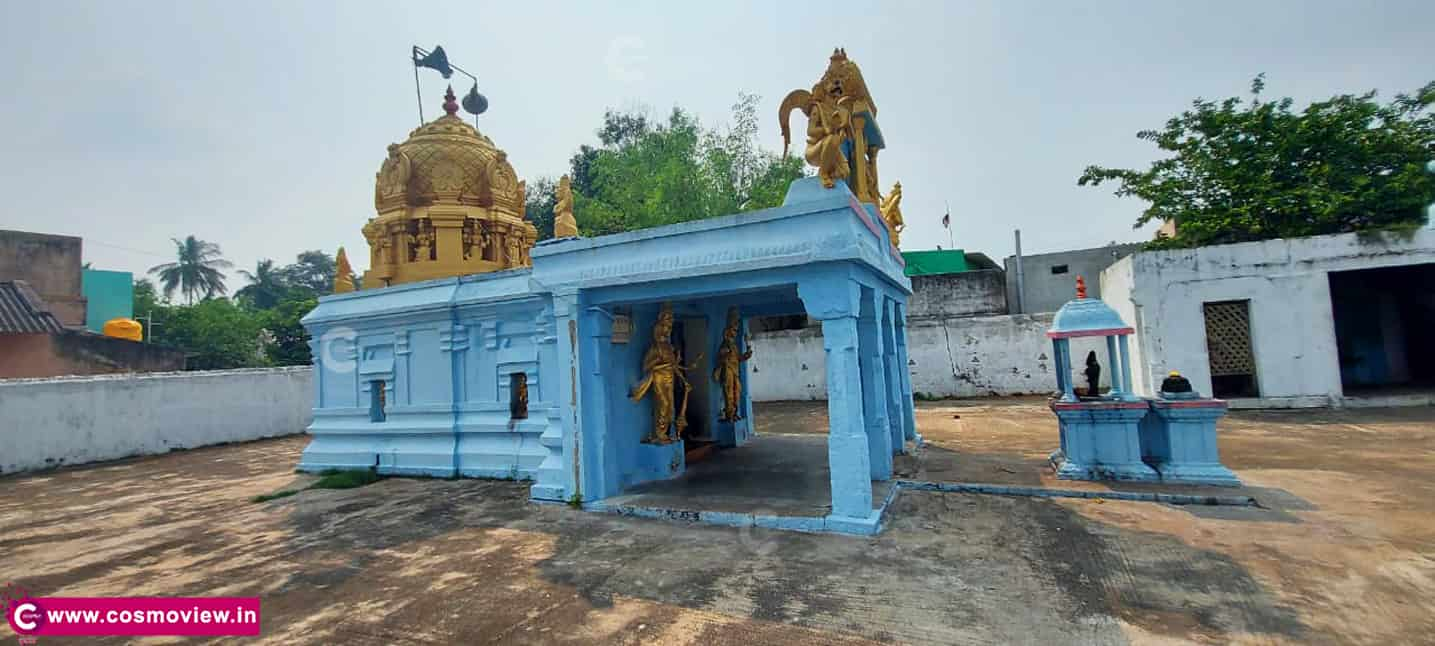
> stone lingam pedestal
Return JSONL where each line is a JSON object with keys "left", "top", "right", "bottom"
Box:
{"left": 1046, "top": 277, "right": 1159, "bottom": 482}
{"left": 1138, "top": 372, "right": 1241, "bottom": 487}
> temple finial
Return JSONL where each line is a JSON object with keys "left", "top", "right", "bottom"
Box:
{"left": 1076, "top": 276, "right": 1087, "bottom": 299}
{"left": 442, "top": 85, "right": 459, "bottom": 116}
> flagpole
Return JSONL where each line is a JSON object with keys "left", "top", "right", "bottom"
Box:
{"left": 413, "top": 47, "right": 425, "bottom": 125}
{"left": 945, "top": 200, "right": 954, "bottom": 249}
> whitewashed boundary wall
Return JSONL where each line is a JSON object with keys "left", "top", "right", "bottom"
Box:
{"left": 0, "top": 367, "right": 313, "bottom": 475}
{"left": 749, "top": 314, "right": 1109, "bottom": 401}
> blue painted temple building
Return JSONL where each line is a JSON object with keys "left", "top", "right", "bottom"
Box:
{"left": 302, "top": 177, "right": 916, "bottom": 533}
{"left": 300, "top": 49, "right": 917, "bottom": 534}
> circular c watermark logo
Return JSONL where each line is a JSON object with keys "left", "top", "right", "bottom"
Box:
{"left": 8, "top": 600, "right": 42, "bottom": 635}
{"left": 319, "top": 326, "right": 358, "bottom": 374}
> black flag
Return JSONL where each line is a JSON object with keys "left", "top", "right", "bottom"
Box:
{"left": 414, "top": 46, "right": 453, "bottom": 79}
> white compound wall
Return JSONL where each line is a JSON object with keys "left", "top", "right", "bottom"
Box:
{"left": 0, "top": 367, "right": 313, "bottom": 475}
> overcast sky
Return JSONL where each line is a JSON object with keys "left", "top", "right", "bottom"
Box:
{"left": 1, "top": 1, "right": 1431, "bottom": 288}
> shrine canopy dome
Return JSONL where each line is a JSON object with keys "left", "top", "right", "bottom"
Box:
{"left": 1047, "top": 277, "right": 1132, "bottom": 339}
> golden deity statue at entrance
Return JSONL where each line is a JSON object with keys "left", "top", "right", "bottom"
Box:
{"left": 630, "top": 303, "right": 701, "bottom": 444}
{"left": 713, "top": 307, "right": 753, "bottom": 422}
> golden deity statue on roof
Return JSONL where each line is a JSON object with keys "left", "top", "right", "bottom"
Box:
{"left": 778, "top": 48, "right": 886, "bottom": 205}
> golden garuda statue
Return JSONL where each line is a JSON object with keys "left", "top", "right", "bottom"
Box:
{"left": 779, "top": 48, "right": 886, "bottom": 205}
{"left": 712, "top": 307, "right": 753, "bottom": 422}
{"left": 333, "top": 246, "right": 356, "bottom": 294}
{"left": 630, "top": 303, "right": 702, "bottom": 444}
{"left": 879, "top": 181, "right": 905, "bottom": 247}
{"left": 553, "top": 174, "right": 579, "bottom": 238}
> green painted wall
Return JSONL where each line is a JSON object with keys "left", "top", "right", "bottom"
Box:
{"left": 82, "top": 269, "right": 133, "bottom": 333}
{"left": 901, "top": 249, "right": 968, "bottom": 276}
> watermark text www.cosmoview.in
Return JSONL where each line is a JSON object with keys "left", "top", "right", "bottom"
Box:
{"left": 6, "top": 596, "right": 260, "bottom": 638}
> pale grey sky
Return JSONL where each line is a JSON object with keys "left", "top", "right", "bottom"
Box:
{"left": 1, "top": 1, "right": 1430, "bottom": 287}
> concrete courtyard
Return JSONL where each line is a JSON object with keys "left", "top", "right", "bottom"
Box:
{"left": 2, "top": 400, "right": 1432, "bottom": 644}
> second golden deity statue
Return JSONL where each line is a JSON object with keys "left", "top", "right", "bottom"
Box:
{"left": 712, "top": 307, "right": 753, "bottom": 422}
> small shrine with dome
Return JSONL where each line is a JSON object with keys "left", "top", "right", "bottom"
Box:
{"left": 1046, "top": 277, "right": 1239, "bottom": 486}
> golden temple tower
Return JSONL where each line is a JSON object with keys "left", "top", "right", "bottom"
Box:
{"left": 361, "top": 86, "right": 538, "bottom": 288}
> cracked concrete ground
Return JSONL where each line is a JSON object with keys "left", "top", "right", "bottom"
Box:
{"left": 2, "top": 400, "right": 1433, "bottom": 644}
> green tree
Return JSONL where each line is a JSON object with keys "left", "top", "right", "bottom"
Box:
{"left": 148, "top": 236, "right": 232, "bottom": 304}
{"left": 279, "top": 250, "right": 336, "bottom": 296}
{"left": 235, "top": 259, "right": 289, "bottom": 309}
{"left": 260, "top": 294, "right": 318, "bottom": 366}
{"left": 552, "top": 93, "right": 804, "bottom": 237}
{"left": 133, "top": 278, "right": 161, "bottom": 314}
{"left": 160, "top": 298, "right": 268, "bottom": 370}
{"left": 524, "top": 176, "right": 558, "bottom": 241}
{"left": 1079, "top": 76, "right": 1435, "bottom": 249}
{"left": 132, "top": 278, "right": 163, "bottom": 342}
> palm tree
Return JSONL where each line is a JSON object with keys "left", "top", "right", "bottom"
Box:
{"left": 235, "top": 259, "right": 287, "bottom": 309}
{"left": 148, "top": 236, "right": 232, "bottom": 305}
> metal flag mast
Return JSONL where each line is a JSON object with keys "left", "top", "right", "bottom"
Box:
{"left": 411, "top": 45, "right": 488, "bottom": 127}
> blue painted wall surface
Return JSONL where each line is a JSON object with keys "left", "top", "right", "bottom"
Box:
{"left": 300, "top": 178, "right": 916, "bottom": 531}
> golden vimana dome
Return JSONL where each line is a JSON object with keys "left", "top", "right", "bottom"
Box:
{"left": 361, "top": 86, "right": 538, "bottom": 288}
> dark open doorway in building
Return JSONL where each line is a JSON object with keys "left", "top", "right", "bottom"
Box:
{"left": 1329, "top": 263, "right": 1435, "bottom": 395}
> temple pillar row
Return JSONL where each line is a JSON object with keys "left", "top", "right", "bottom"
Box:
{"left": 857, "top": 288, "right": 892, "bottom": 480}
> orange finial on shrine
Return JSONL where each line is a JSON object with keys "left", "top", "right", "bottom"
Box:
{"left": 442, "top": 85, "right": 459, "bottom": 116}
{"left": 1076, "top": 276, "right": 1088, "bottom": 299}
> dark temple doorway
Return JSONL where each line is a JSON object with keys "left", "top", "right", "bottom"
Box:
{"left": 1329, "top": 263, "right": 1435, "bottom": 394}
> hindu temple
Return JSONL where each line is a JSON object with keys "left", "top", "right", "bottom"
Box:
{"left": 299, "top": 49, "right": 918, "bottom": 534}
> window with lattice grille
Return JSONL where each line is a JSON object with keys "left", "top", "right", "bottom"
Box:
{"left": 1203, "top": 300, "right": 1259, "bottom": 397}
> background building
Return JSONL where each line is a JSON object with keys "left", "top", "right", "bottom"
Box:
{"left": 0, "top": 229, "right": 183, "bottom": 378}
{"left": 1004, "top": 243, "right": 1141, "bottom": 314}
{"left": 1101, "top": 229, "right": 1435, "bottom": 407}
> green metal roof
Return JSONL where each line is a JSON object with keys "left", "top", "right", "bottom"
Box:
{"left": 901, "top": 249, "right": 968, "bottom": 276}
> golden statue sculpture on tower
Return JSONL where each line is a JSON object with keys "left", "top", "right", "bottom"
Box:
{"left": 553, "top": 174, "right": 579, "bottom": 238}
{"left": 779, "top": 48, "right": 886, "bottom": 205}
{"left": 879, "top": 181, "right": 905, "bottom": 248}
{"left": 713, "top": 307, "right": 753, "bottom": 422}
{"left": 630, "top": 303, "right": 701, "bottom": 444}
{"left": 333, "top": 247, "right": 356, "bottom": 294}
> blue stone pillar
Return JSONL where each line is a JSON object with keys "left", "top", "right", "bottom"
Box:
{"left": 1053, "top": 338, "right": 1076, "bottom": 402}
{"left": 1105, "top": 335, "right": 1122, "bottom": 398}
{"left": 799, "top": 275, "right": 874, "bottom": 528}
{"left": 857, "top": 291, "right": 892, "bottom": 480}
{"left": 822, "top": 314, "right": 874, "bottom": 521}
{"left": 894, "top": 303, "right": 918, "bottom": 444}
{"left": 736, "top": 316, "right": 755, "bottom": 445}
{"left": 532, "top": 293, "right": 579, "bottom": 502}
{"left": 1118, "top": 335, "right": 1134, "bottom": 397}
{"left": 882, "top": 297, "right": 905, "bottom": 454}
